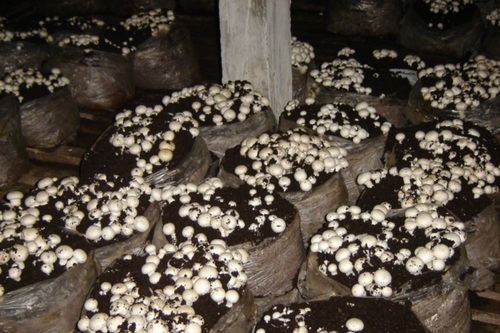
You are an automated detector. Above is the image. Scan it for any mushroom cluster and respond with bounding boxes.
[290,36,315,74]
[0,18,52,43]
[0,173,156,297]
[121,8,175,35]
[2,9,177,56]
[416,0,476,30]
[77,238,249,333]
[0,178,90,296]
[226,129,348,192]
[337,47,356,58]
[310,203,466,297]
[423,0,473,15]
[358,165,463,208]
[385,119,500,200]
[0,18,14,42]
[94,81,273,187]
[254,296,428,332]
[257,305,364,333]
[310,46,422,99]
[106,103,199,182]
[56,33,103,51]
[41,15,106,32]
[159,177,296,244]
[283,99,391,144]
[372,49,398,60]
[486,8,500,26]
[162,80,270,126]
[17,175,152,244]
[310,58,371,95]
[0,67,69,103]
[356,119,499,221]
[403,55,427,70]
[418,55,500,112]
[371,49,426,71]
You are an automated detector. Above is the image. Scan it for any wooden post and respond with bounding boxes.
[219,0,292,119]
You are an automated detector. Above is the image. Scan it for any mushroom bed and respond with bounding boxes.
[0,1,499,333]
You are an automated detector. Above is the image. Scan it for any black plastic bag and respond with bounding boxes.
[0,95,29,190]
[326,0,402,37]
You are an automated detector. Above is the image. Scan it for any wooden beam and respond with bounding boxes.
[472,309,500,326]
[219,0,292,119]
[26,146,85,166]
[477,290,500,303]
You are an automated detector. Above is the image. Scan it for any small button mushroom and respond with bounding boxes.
[182,226,195,239]
[84,298,99,313]
[415,212,433,228]
[128,143,142,155]
[294,169,307,182]
[335,248,351,262]
[358,272,373,286]
[327,263,337,274]
[197,213,212,228]
[199,266,219,279]
[183,289,199,305]
[268,164,284,177]
[370,209,386,223]
[210,287,226,303]
[381,286,393,297]
[21,228,39,242]
[185,322,202,333]
[127,315,146,331]
[73,249,88,263]
[432,244,450,260]
[6,191,24,205]
[77,317,90,332]
[101,226,116,241]
[373,268,392,287]
[346,318,364,332]
[432,259,446,271]
[328,236,343,250]
[351,284,366,297]
[271,217,286,233]
[221,215,237,230]
[193,278,211,296]
[11,244,29,262]
[299,179,313,191]
[416,247,433,264]
[360,235,377,248]
[234,165,248,176]
[406,256,424,275]
[338,258,353,274]
[141,262,157,276]
[134,216,150,232]
[85,225,102,241]
[147,320,169,333]
[158,149,173,162]
[225,289,240,304]
[20,214,37,227]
